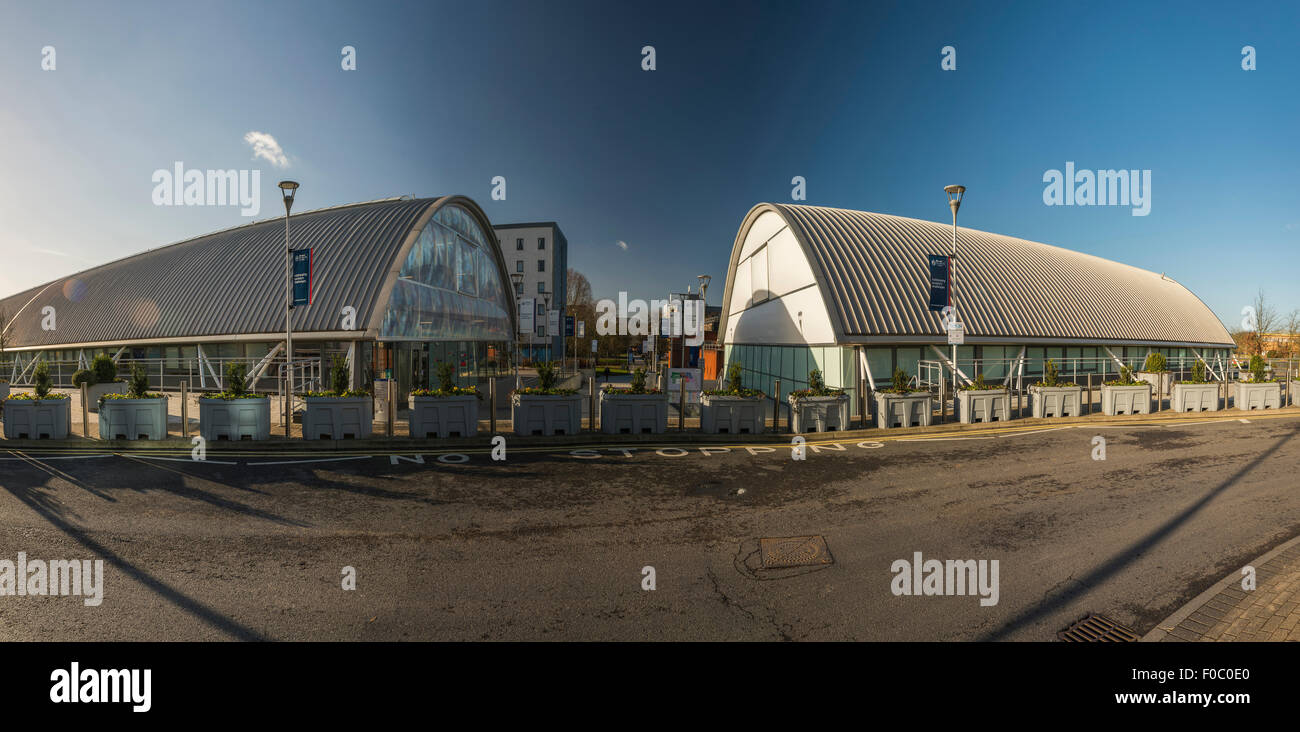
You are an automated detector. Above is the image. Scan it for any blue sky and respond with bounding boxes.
[0,0,1296,329]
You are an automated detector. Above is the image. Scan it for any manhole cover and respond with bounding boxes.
[1057,613,1140,642]
[759,536,833,569]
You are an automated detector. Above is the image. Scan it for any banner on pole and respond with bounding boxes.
[519,298,535,335]
[927,255,949,311]
[291,249,312,306]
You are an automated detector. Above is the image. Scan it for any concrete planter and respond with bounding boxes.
[1137,371,1172,396]
[2,398,72,439]
[1030,385,1082,418]
[700,394,766,434]
[303,396,374,440]
[1171,383,1220,412]
[409,395,479,438]
[1291,381,1300,407]
[599,392,668,435]
[1236,382,1281,411]
[512,393,583,436]
[1100,384,1152,415]
[86,381,126,413]
[199,397,271,441]
[788,393,850,433]
[874,392,933,428]
[955,388,1010,424]
[98,397,167,440]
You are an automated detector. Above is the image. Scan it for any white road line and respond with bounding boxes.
[247,456,374,466]
[897,436,996,442]
[124,454,238,465]
[1239,418,1251,423]
[997,426,1074,437]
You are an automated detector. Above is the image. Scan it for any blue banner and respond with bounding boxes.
[927,255,949,311]
[564,315,575,337]
[292,248,312,307]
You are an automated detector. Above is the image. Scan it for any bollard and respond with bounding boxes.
[773,379,781,431]
[81,382,90,438]
[180,381,188,438]
[588,376,596,431]
[386,380,396,437]
[1085,373,1092,415]
[679,376,687,431]
[488,377,496,434]
[939,375,946,423]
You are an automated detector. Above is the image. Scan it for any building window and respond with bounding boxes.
[515,260,523,272]
[537,282,545,294]
[516,238,524,251]
[537,259,545,272]
[514,283,522,295]
[536,326,545,338]
[537,303,545,316]
[538,237,546,250]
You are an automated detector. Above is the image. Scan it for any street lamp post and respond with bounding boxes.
[541,292,552,367]
[944,184,966,392]
[510,272,523,389]
[279,180,299,437]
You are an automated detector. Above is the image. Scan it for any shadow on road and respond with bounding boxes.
[978,421,1300,641]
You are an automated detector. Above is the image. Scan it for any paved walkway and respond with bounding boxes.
[1145,533,1300,642]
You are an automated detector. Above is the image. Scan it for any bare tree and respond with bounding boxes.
[1247,289,1281,356]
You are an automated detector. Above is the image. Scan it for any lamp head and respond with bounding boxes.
[278,180,300,212]
[944,184,966,214]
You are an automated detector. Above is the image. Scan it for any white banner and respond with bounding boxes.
[519,298,535,335]
[547,309,560,338]
[576,320,585,338]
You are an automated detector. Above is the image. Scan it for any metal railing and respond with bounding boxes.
[0,356,322,393]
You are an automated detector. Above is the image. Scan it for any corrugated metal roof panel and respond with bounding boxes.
[722,204,1234,347]
[0,197,442,348]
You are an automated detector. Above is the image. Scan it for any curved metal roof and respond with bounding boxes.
[0,195,514,349]
[720,203,1234,348]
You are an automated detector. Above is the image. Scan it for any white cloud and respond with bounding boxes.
[243,131,289,168]
[615,240,629,251]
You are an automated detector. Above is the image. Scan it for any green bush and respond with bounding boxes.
[72,368,95,388]
[92,353,118,383]
[726,362,743,394]
[1044,358,1059,387]
[225,361,248,397]
[437,361,456,393]
[1142,353,1167,373]
[1248,354,1268,383]
[33,360,52,399]
[1191,360,1207,384]
[808,369,826,393]
[630,367,647,393]
[537,362,557,391]
[127,364,150,399]
[330,355,350,395]
[890,367,910,394]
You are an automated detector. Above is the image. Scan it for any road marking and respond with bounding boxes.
[0,453,114,461]
[897,435,995,442]
[122,453,238,465]
[997,426,1073,437]
[1239,418,1250,423]
[247,456,374,466]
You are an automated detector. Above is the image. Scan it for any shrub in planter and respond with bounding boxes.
[1236,354,1281,411]
[955,373,1010,424]
[1100,365,1152,416]
[700,362,766,434]
[788,369,849,432]
[199,361,270,441]
[1136,353,1172,397]
[98,364,167,440]
[304,355,373,439]
[512,361,581,436]
[410,361,479,438]
[875,368,933,428]
[600,367,667,435]
[1172,360,1220,412]
[84,354,126,412]
[3,361,72,439]
[1030,358,1082,418]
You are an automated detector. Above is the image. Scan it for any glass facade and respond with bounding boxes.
[378,203,513,343]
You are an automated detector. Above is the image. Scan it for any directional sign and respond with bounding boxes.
[291,248,312,306]
[947,321,965,345]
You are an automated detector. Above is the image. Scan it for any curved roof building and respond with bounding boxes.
[0,195,517,395]
[719,203,1234,396]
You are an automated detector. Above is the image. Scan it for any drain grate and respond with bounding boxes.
[759,535,833,569]
[1057,613,1140,642]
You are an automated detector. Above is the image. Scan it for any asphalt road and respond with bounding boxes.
[2,413,1299,641]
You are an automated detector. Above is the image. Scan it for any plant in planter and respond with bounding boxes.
[410,361,480,438]
[1235,354,1280,411]
[700,362,766,434]
[1136,352,1172,399]
[304,355,373,440]
[955,372,1011,424]
[512,361,582,436]
[788,369,849,432]
[600,366,668,434]
[198,361,271,441]
[1100,365,1152,415]
[98,364,168,440]
[3,360,72,439]
[1029,358,1082,418]
[82,353,127,412]
[1171,359,1220,412]
[874,367,933,428]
